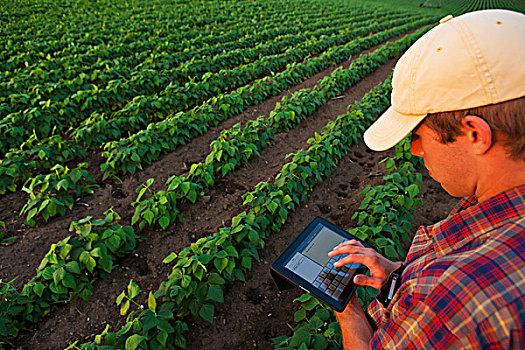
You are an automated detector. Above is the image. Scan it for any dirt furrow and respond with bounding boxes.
[0,30,409,288]
[9,28,451,349]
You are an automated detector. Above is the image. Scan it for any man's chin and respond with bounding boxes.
[439,183,466,198]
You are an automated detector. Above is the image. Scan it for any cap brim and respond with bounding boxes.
[364,106,427,151]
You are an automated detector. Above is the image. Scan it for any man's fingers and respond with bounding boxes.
[332,254,370,268]
[328,243,370,258]
[353,275,383,289]
[333,239,364,250]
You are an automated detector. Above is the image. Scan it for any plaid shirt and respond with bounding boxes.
[367,184,525,349]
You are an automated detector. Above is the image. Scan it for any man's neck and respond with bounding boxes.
[474,147,525,203]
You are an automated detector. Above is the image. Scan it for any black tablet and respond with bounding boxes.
[271,216,373,312]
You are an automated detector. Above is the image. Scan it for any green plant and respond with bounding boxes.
[272,294,342,349]
[0,221,15,245]
[273,138,423,349]
[20,163,98,226]
[0,209,137,344]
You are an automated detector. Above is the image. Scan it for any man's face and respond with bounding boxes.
[410,123,476,198]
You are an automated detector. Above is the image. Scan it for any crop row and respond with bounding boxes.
[0,11,391,126]
[1,0,331,70]
[0,210,137,345]
[1,0,359,47]
[0,29,427,346]
[100,19,432,179]
[0,13,404,154]
[452,0,524,13]
[129,26,430,233]
[70,60,408,350]
[1,1,387,82]
[12,20,428,230]
[0,18,431,197]
[73,15,406,149]
[1,8,366,97]
[273,137,423,349]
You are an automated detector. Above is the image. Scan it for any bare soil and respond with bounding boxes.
[1,41,457,350]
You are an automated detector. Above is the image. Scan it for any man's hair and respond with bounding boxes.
[424,96,525,161]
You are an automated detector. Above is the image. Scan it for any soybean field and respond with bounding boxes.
[0,0,522,349]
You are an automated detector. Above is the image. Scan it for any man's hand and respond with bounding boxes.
[328,239,401,289]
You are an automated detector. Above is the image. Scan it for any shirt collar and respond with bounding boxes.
[430,184,525,258]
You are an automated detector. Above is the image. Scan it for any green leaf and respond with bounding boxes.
[38,199,51,212]
[207,285,224,303]
[33,282,45,297]
[120,300,130,316]
[53,267,66,285]
[57,179,69,191]
[289,327,311,348]
[116,291,125,305]
[125,334,146,350]
[143,315,158,333]
[62,273,76,289]
[159,216,170,230]
[406,183,419,198]
[130,153,141,163]
[308,316,323,330]
[144,210,155,225]
[156,331,168,346]
[214,257,228,273]
[64,261,81,274]
[181,275,191,288]
[294,308,306,322]
[162,252,177,264]
[313,334,329,350]
[128,280,140,299]
[241,257,252,269]
[90,247,103,258]
[314,308,331,321]
[85,255,97,272]
[294,293,313,302]
[148,291,157,312]
[70,169,82,184]
[80,288,94,301]
[248,230,259,245]
[208,273,225,285]
[188,190,197,203]
[199,303,215,323]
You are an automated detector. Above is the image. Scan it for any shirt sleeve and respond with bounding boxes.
[369,294,458,350]
[367,298,385,328]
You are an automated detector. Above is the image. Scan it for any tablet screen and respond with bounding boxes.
[272,217,370,311]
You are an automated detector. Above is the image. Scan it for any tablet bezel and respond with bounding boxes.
[271,216,373,312]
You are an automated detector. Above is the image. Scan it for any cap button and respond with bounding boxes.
[439,15,453,24]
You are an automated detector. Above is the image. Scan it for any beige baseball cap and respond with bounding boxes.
[364,9,525,151]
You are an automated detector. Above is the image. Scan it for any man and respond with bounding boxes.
[329,9,525,349]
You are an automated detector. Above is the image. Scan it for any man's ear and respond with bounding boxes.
[462,115,493,155]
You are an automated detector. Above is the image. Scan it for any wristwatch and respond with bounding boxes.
[377,263,405,307]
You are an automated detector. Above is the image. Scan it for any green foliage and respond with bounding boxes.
[0,134,87,194]
[129,22,431,231]
[273,120,425,350]
[20,163,98,226]
[0,209,137,344]
[0,221,16,245]
[78,46,415,348]
[100,17,434,179]
[273,294,342,350]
